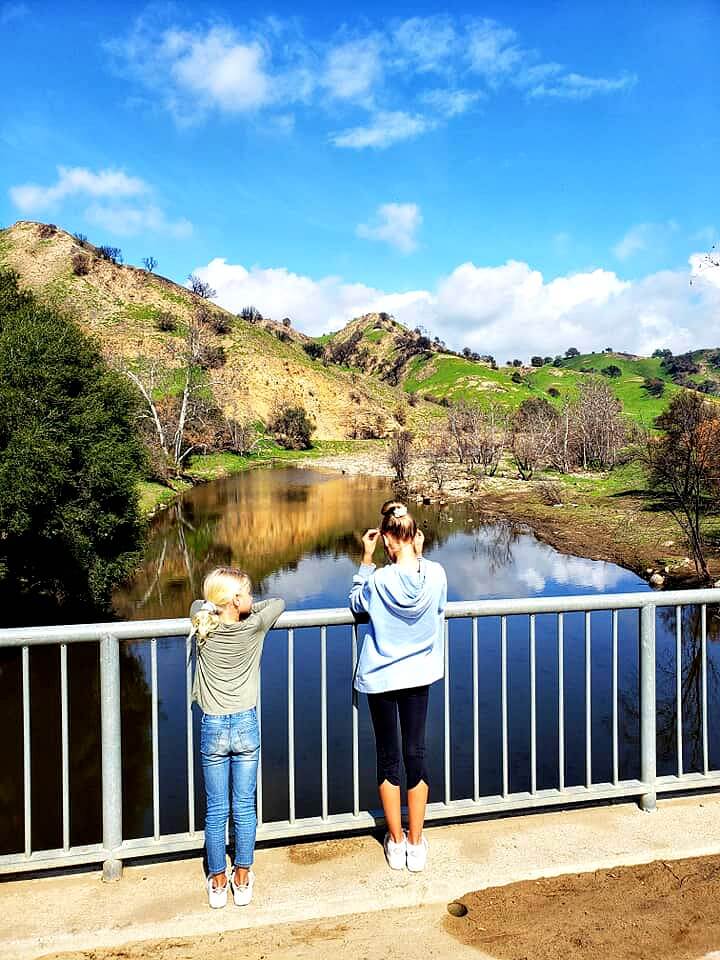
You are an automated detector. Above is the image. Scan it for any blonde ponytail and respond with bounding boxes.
[190,567,252,646]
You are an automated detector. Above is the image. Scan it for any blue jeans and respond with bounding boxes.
[200,708,260,875]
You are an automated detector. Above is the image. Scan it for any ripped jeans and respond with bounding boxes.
[200,708,259,875]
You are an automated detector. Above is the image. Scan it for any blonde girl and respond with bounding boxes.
[190,567,284,908]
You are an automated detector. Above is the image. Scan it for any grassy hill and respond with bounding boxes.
[2,219,718,436]
[0,221,434,440]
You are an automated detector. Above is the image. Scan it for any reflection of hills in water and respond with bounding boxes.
[115,468,389,619]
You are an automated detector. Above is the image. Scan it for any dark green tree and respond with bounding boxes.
[0,270,146,612]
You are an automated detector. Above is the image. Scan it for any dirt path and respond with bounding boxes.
[446,854,720,960]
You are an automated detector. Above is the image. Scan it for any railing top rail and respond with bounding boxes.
[0,587,718,647]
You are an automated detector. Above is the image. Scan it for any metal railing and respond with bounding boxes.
[1,587,719,880]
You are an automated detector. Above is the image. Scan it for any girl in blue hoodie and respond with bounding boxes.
[350,501,447,872]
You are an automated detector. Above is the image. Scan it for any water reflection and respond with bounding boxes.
[6,467,716,855]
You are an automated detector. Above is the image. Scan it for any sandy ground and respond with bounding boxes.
[447,854,720,960]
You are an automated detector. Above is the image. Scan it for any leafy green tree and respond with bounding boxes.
[601,364,622,378]
[0,270,145,610]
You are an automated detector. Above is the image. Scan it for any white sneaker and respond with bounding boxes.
[383,831,407,870]
[207,873,228,909]
[406,835,428,872]
[230,869,255,906]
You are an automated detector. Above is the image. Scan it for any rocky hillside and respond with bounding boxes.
[0,221,433,440]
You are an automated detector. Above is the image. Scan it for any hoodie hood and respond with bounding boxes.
[373,559,437,622]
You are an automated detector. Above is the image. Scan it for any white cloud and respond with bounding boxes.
[613,221,679,260]
[322,38,383,101]
[331,111,434,149]
[420,88,483,116]
[193,251,720,361]
[9,165,191,238]
[467,19,524,78]
[525,69,637,100]
[392,16,457,73]
[357,202,422,254]
[165,27,271,112]
[109,14,639,144]
[85,204,192,238]
[10,166,148,213]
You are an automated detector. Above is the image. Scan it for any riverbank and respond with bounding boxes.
[136,442,720,586]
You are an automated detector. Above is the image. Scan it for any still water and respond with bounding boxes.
[2,467,719,854]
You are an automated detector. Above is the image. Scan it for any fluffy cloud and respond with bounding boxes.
[10,166,147,213]
[192,253,720,360]
[331,111,434,149]
[356,202,422,253]
[9,165,190,238]
[109,13,638,144]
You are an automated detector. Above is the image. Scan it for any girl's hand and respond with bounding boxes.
[361,528,380,564]
[414,529,425,557]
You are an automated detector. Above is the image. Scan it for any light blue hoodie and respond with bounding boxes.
[350,558,448,694]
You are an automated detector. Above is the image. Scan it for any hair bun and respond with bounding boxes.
[199,600,219,614]
[392,505,408,518]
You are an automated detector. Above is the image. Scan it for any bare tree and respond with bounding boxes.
[388,430,414,483]
[511,398,557,480]
[188,274,216,299]
[571,378,626,469]
[641,391,720,579]
[423,431,454,492]
[448,402,508,474]
[142,256,158,273]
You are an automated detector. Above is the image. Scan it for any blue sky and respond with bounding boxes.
[1,1,718,358]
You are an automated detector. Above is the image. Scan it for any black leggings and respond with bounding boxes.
[367,685,430,790]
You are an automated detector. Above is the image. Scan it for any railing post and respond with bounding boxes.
[639,605,657,812]
[100,633,123,880]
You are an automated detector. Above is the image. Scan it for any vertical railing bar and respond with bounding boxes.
[185,632,195,835]
[639,604,657,812]
[530,614,537,795]
[501,616,508,798]
[612,610,619,786]
[288,629,296,824]
[351,624,360,818]
[702,604,709,775]
[585,611,592,788]
[558,613,564,793]
[444,619,450,804]
[256,662,263,828]
[676,605,683,778]
[22,645,31,858]
[321,626,328,821]
[472,617,480,803]
[100,633,123,880]
[150,638,160,840]
[60,644,70,851]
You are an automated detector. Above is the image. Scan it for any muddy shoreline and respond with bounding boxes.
[288,451,719,588]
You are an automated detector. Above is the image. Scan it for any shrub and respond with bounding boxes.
[530,356,544,367]
[267,402,314,449]
[661,351,700,378]
[547,387,560,398]
[394,403,408,425]
[155,312,177,333]
[210,314,232,335]
[512,359,523,367]
[142,257,157,273]
[601,365,622,378]
[97,245,123,264]
[565,347,580,358]
[407,392,418,407]
[276,330,291,343]
[302,342,325,360]
[511,371,523,383]
[537,480,563,506]
[73,232,88,247]
[282,317,291,327]
[37,223,57,239]
[197,344,226,369]
[71,253,90,276]
[643,377,665,397]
